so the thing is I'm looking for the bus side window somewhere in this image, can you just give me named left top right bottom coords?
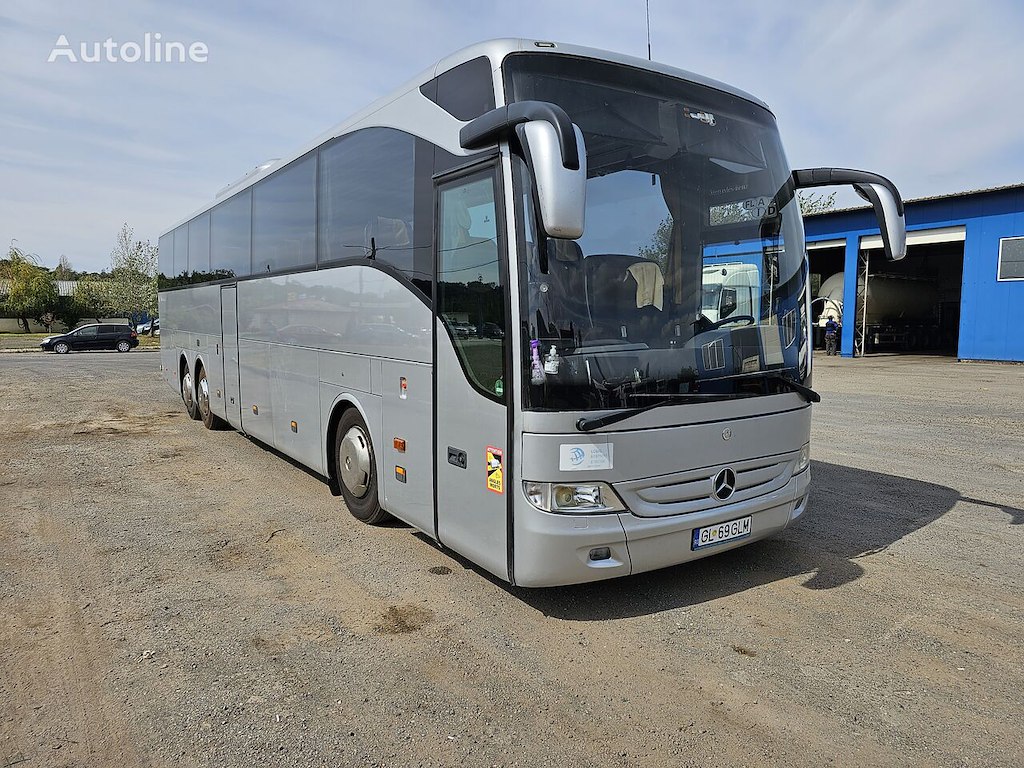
left=720, top=288, right=737, bottom=319
left=319, top=128, right=426, bottom=294
left=437, top=170, right=506, bottom=401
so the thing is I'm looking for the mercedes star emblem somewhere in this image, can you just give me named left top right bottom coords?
left=713, top=468, right=737, bottom=501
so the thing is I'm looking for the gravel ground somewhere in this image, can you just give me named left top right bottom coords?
left=1, top=352, right=1021, bottom=767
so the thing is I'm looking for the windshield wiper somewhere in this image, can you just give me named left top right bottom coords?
left=577, top=373, right=820, bottom=432
left=769, top=373, right=820, bottom=403
left=705, top=371, right=821, bottom=404
left=576, top=393, right=748, bottom=432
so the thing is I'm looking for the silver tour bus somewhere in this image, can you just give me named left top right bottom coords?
left=159, top=40, right=906, bottom=587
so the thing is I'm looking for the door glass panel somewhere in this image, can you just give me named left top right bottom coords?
left=437, top=171, right=506, bottom=401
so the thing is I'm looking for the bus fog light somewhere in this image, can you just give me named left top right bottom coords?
left=523, top=481, right=625, bottom=514
left=589, top=547, right=611, bottom=561
left=796, top=442, right=811, bottom=474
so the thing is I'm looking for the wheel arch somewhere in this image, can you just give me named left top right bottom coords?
left=324, top=393, right=374, bottom=498
left=193, top=355, right=208, bottom=381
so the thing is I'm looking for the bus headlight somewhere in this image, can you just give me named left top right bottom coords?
left=523, top=481, right=626, bottom=514
left=796, top=442, right=811, bottom=474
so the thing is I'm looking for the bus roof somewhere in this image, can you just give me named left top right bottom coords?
left=161, top=38, right=771, bottom=237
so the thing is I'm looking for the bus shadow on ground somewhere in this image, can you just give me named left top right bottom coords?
left=500, top=460, right=976, bottom=621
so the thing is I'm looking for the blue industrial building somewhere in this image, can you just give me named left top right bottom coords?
left=804, top=184, right=1024, bottom=362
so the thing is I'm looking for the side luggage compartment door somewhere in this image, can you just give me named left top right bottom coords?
left=220, top=285, right=243, bottom=429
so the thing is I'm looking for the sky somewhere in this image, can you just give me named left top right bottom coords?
left=1, top=0, right=1022, bottom=272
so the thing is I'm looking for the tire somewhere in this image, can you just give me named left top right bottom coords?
left=181, top=367, right=200, bottom=420
left=54, top=341, right=70, bottom=355
left=116, top=340, right=132, bottom=353
left=335, top=408, right=391, bottom=525
left=196, top=365, right=226, bottom=430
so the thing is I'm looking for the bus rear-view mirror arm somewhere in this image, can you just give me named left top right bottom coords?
left=460, top=100, right=587, bottom=240
left=793, top=168, right=907, bottom=261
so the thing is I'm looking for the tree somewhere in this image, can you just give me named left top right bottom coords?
left=107, top=223, right=158, bottom=325
left=0, top=245, right=59, bottom=331
left=797, top=190, right=837, bottom=216
left=637, top=217, right=673, bottom=273
left=72, top=280, right=116, bottom=323
left=54, top=255, right=74, bottom=281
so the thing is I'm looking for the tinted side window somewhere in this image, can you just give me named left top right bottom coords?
left=420, top=57, right=495, bottom=121
left=188, top=213, right=211, bottom=276
left=158, top=232, right=173, bottom=283
left=211, top=190, right=252, bottom=279
left=319, top=128, right=427, bottom=289
left=437, top=170, right=506, bottom=401
left=77, top=326, right=98, bottom=337
left=252, top=154, right=316, bottom=274
left=173, top=225, right=188, bottom=278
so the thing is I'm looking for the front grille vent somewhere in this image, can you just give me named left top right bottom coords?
left=613, top=450, right=799, bottom=518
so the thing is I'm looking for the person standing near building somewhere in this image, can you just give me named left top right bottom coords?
left=824, top=315, right=841, bottom=356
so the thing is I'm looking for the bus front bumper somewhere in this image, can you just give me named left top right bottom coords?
left=512, top=469, right=810, bottom=588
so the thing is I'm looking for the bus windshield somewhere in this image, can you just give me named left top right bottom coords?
left=506, top=54, right=809, bottom=412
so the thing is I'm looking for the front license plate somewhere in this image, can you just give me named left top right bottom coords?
left=692, top=515, right=752, bottom=550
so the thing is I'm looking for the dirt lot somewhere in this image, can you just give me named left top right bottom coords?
left=1, top=352, right=1021, bottom=768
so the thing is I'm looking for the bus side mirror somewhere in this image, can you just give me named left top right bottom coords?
left=793, top=168, right=907, bottom=261
left=515, top=121, right=587, bottom=239
left=852, top=182, right=906, bottom=261
left=460, top=100, right=587, bottom=240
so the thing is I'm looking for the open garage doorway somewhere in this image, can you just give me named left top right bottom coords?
left=809, top=242, right=846, bottom=350
left=854, top=227, right=965, bottom=356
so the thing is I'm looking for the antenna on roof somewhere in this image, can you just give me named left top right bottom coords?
left=646, top=0, right=652, bottom=61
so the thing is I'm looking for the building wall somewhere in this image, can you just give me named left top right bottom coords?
left=805, top=187, right=1024, bottom=362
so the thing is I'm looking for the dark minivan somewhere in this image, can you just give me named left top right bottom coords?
left=40, top=323, right=139, bottom=354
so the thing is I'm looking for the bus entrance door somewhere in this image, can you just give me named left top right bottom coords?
left=434, top=168, right=510, bottom=582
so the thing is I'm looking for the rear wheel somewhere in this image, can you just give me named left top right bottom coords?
left=197, top=365, right=226, bottom=430
left=335, top=408, right=390, bottom=525
left=116, top=340, right=131, bottom=353
left=181, top=367, right=200, bottom=420
left=54, top=341, right=70, bottom=354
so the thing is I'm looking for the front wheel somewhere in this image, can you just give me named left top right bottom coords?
left=54, top=341, right=70, bottom=354
left=116, top=340, right=132, bottom=353
left=335, top=409, right=391, bottom=525
left=182, top=368, right=200, bottom=420
left=196, top=365, right=226, bottom=430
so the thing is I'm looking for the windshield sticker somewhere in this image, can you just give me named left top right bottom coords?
left=710, top=196, right=778, bottom=226
left=559, top=442, right=614, bottom=472
left=486, top=446, right=504, bottom=494
left=684, top=107, right=716, bottom=127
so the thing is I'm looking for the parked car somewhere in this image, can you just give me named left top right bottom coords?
left=138, top=317, right=159, bottom=335
left=40, top=323, right=139, bottom=354
left=477, top=322, right=505, bottom=339
left=453, top=322, right=476, bottom=339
